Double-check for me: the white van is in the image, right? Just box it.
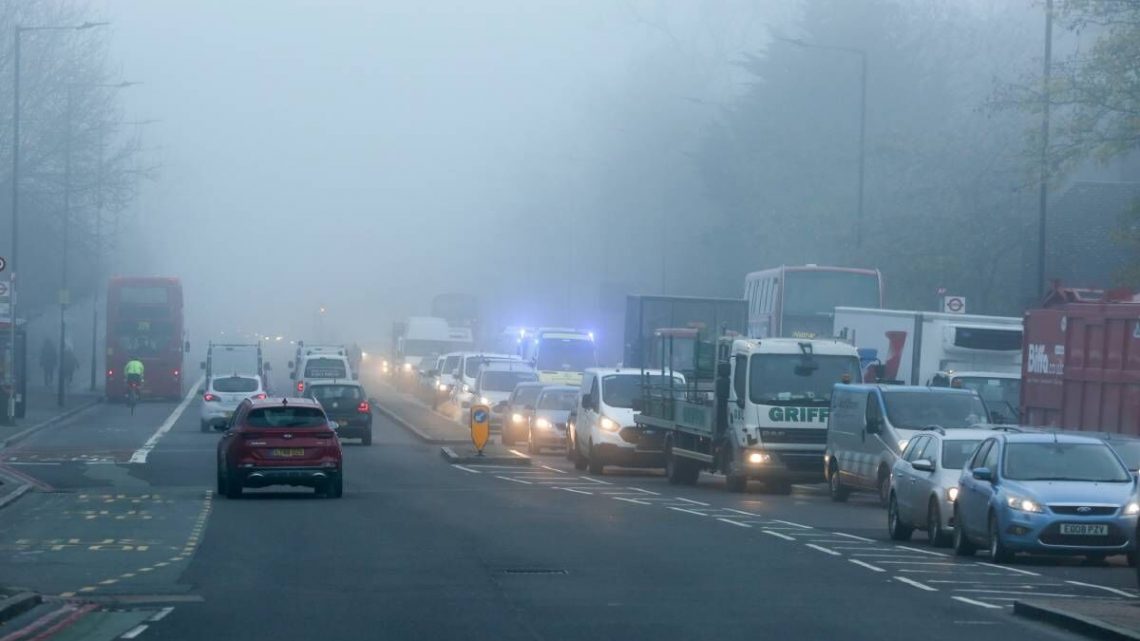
[289,346,353,395]
[824,384,990,506]
[450,352,522,409]
[570,367,683,474]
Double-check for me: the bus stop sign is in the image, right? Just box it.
[469,404,491,453]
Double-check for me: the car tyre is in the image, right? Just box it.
[828,462,850,503]
[888,493,914,541]
[361,430,372,446]
[928,498,951,547]
[572,438,588,470]
[325,473,344,499]
[988,513,1013,563]
[953,506,976,556]
[587,441,604,475]
[200,420,210,433]
[224,469,243,499]
[215,467,226,496]
[1127,552,1137,567]
[877,468,891,508]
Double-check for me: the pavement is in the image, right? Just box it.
[370,381,472,443]
[1016,599,1140,640]
[0,379,1137,639]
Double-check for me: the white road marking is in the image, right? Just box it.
[849,559,886,572]
[770,519,812,529]
[578,477,612,485]
[895,545,949,557]
[540,465,566,473]
[875,561,957,566]
[895,576,938,592]
[627,487,659,495]
[613,497,651,505]
[717,518,752,528]
[975,562,1040,577]
[674,497,710,506]
[496,476,532,485]
[121,624,149,639]
[508,449,528,457]
[555,487,592,495]
[724,508,757,516]
[668,507,708,517]
[149,607,174,622]
[1065,580,1138,598]
[452,465,481,474]
[762,530,796,541]
[129,377,204,464]
[951,596,1003,609]
[831,532,875,542]
[805,544,841,556]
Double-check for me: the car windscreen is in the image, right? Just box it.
[212,376,259,393]
[603,374,680,409]
[309,385,363,402]
[957,376,1020,419]
[749,354,860,406]
[465,357,512,378]
[481,370,538,392]
[246,407,327,428]
[882,391,988,430]
[513,385,543,407]
[1106,441,1140,471]
[444,355,461,374]
[536,338,596,372]
[538,390,578,410]
[941,439,983,469]
[1003,442,1132,482]
[304,358,347,379]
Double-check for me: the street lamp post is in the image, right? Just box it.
[1037,0,1054,297]
[6,21,107,424]
[777,37,868,251]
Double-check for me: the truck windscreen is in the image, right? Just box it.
[536,338,596,372]
[748,355,860,405]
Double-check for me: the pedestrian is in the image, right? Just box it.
[61,345,78,389]
[39,338,56,388]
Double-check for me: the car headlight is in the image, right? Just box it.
[946,486,959,502]
[599,416,619,432]
[462,384,470,393]
[747,451,770,465]
[535,418,552,430]
[1125,502,1140,515]
[1005,496,1044,513]
[437,383,449,391]
[402,363,412,372]
[511,413,524,424]
[897,439,908,452]
[479,397,491,406]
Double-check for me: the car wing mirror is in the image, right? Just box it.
[911,459,935,473]
[972,467,993,482]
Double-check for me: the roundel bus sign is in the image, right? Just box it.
[942,296,966,314]
[470,404,491,453]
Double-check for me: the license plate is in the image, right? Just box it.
[271,448,305,458]
[1060,523,1109,536]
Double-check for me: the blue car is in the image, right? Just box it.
[954,432,1140,563]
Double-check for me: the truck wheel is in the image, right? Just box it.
[725,472,747,493]
[828,462,850,502]
[587,441,604,475]
[666,442,697,485]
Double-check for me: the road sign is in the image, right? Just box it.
[943,296,966,314]
[0,282,8,298]
[470,404,491,453]
[0,256,6,272]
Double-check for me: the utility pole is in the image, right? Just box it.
[1037,0,1054,297]
[57,88,74,407]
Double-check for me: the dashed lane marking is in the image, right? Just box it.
[121,624,149,639]
[554,487,592,495]
[540,465,566,473]
[850,559,886,572]
[975,562,1040,577]
[150,607,175,622]
[452,465,481,474]
[717,518,752,528]
[129,378,203,464]
[806,544,841,556]
[895,576,938,592]
[895,545,949,557]
[762,530,796,541]
[495,476,532,485]
[831,532,875,542]
[613,497,651,505]
[668,507,708,517]
[952,596,1003,609]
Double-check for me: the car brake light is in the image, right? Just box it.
[296,381,304,393]
[203,393,219,402]
[357,401,370,413]
[254,393,267,400]
[173,369,180,377]
[106,369,114,378]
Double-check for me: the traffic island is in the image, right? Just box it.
[0,591,42,625]
[1014,599,1140,641]
[440,445,531,466]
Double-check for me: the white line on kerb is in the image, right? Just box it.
[951,596,1003,610]
[1065,580,1138,598]
[121,624,149,639]
[762,530,796,541]
[717,518,752,528]
[149,607,174,622]
[129,377,203,464]
[496,476,532,485]
[452,465,481,474]
[895,576,938,592]
[831,532,875,542]
[805,544,841,556]
[849,559,886,572]
[975,562,1040,577]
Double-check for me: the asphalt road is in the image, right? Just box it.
[0,387,1135,640]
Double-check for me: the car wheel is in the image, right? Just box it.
[326,473,344,499]
[877,469,891,508]
[888,493,914,541]
[200,420,210,433]
[828,462,850,503]
[215,467,226,496]
[361,430,372,446]
[1127,552,1137,567]
[587,441,604,475]
[224,469,243,499]
[953,506,976,556]
[1085,553,1108,565]
[928,498,950,547]
[572,436,588,470]
[527,431,540,455]
[988,513,1013,563]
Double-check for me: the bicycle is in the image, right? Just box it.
[126,380,141,415]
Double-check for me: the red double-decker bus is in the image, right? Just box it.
[105,277,187,401]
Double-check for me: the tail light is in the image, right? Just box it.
[203,393,219,402]
[357,401,370,413]
[173,369,181,377]
[314,432,335,439]
[106,369,114,378]
[296,381,304,393]
[254,393,267,400]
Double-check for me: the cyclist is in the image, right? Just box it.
[124,357,145,396]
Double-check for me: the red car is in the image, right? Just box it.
[215,397,343,499]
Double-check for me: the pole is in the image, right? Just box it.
[7,27,22,424]
[90,121,105,392]
[855,50,867,251]
[1037,0,1054,297]
[58,88,73,407]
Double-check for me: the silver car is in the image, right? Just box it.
[528,385,577,454]
[199,373,266,432]
[887,428,996,546]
